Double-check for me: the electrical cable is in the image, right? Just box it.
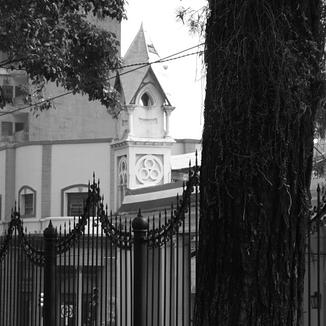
[314,145,326,162]
[0,44,204,117]
[0,42,205,70]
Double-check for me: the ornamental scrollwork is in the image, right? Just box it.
[146,163,200,247]
[0,210,45,266]
[136,154,163,186]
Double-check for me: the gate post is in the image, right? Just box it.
[44,221,57,326]
[132,210,148,326]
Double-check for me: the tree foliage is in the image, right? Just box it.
[195,1,326,325]
[177,4,208,37]
[0,0,125,115]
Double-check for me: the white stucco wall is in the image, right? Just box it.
[15,145,43,220]
[132,77,166,139]
[133,106,165,138]
[50,142,111,216]
[29,84,117,142]
[171,140,202,155]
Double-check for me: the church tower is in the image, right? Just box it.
[110,24,175,210]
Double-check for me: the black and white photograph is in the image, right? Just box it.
[0,1,325,326]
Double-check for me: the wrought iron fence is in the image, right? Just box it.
[0,160,200,326]
[305,184,326,326]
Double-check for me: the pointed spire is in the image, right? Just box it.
[120,22,172,106]
[123,23,151,65]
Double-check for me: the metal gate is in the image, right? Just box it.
[305,184,326,326]
[0,160,200,326]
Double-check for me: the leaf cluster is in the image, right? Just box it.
[176,4,209,37]
[0,0,125,115]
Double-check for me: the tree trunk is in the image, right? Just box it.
[195,1,324,325]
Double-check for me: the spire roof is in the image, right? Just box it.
[123,23,159,65]
[119,24,172,105]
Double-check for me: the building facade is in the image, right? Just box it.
[0,23,201,235]
[0,20,201,326]
[1,17,325,326]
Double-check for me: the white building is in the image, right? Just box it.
[0,22,201,234]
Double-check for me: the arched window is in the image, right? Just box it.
[117,156,128,208]
[18,186,36,218]
[61,184,88,216]
[140,92,153,106]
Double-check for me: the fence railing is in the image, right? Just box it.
[0,160,200,326]
[3,159,326,326]
[305,184,326,326]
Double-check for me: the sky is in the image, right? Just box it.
[121,0,206,139]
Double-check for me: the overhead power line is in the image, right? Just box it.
[0,43,205,117]
[0,42,205,71]
[314,145,326,162]
[0,91,72,116]
[120,42,204,69]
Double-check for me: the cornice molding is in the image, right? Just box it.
[111,137,175,149]
[0,137,113,151]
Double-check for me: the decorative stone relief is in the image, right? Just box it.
[135,155,163,186]
[139,117,158,125]
[118,156,128,186]
[117,156,128,208]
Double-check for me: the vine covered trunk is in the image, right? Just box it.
[195,1,324,325]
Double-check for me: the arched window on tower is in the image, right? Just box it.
[140,92,153,106]
[117,156,128,209]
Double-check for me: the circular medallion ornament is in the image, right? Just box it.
[136,155,163,185]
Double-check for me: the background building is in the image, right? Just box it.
[0,21,201,234]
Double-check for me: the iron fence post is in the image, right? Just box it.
[132,210,148,326]
[317,184,321,326]
[308,215,311,326]
[44,221,57,326]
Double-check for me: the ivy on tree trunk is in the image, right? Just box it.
[195,1,325,325]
